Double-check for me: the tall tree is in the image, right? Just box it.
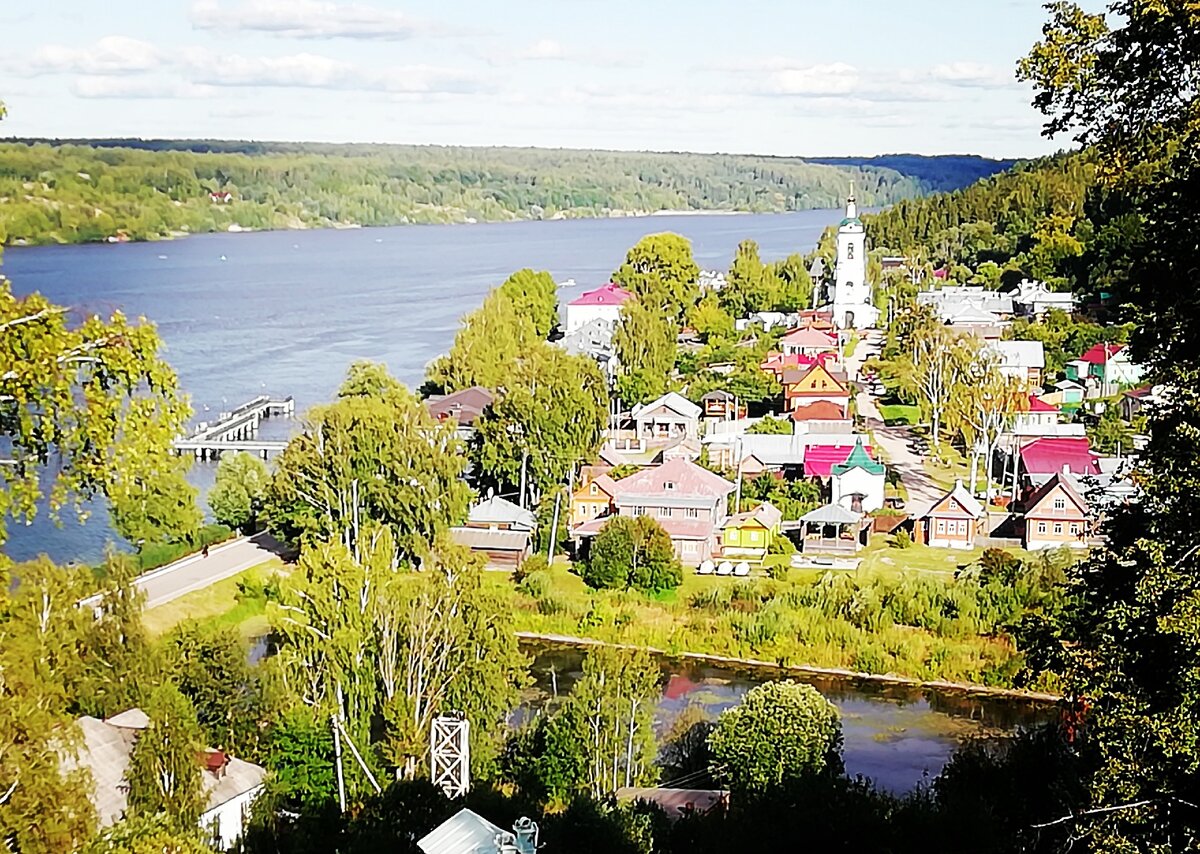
[425,291,539,393]
[107,452,202,549]
[498,268,559,339]
[612,233,699,320]
[125,684,205,831]
[1017,2,1200,846]
[208,451,270,533]
[264,364,470,561]
[582,515,682,594]
[613,298,677,406]
[474,343,607,506]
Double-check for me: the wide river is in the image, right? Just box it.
[4,211,840,563]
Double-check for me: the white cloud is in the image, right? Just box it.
[71,76,214,99]
[764,62,860,96]
[515,39,566,61]
[930,61,1018,89]
[190,0,429,40]
[27,36,165,76]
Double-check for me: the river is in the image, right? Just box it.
[3,211,842,564]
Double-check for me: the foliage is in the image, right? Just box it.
[425,289,539,393]
[1088,402,1133,455]
[709,680,842,796]
[893,529,913,550]
[1007,308,1132,375]
[262,707,338,815]
[582,516,683,594]
[208,452,270,533]
[85,816,215,854]
[108,452,202,549]
[746,416,792,435]
[613,298,678,405]
[611,233,700,319]
[497,268,558,338]
[718,241,814,318]
[735,475,820,520]
[264,363,470,560]
[475,344,607,505]
[658,703,716,787]
[0,141,956,247]
[0,280,191,552]
[126,684,205,830]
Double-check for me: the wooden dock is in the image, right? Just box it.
[174,395,294,459]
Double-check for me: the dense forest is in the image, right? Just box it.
[0,140,1006,246]
[807,153,1017,192]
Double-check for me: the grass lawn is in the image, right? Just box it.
[141,558,286,639]
[923,443,972,491]
[877,403,920,425]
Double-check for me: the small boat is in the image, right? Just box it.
[219,255,227,262]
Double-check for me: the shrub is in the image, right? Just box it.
[892,529,913,549]
[582,516,682,594]
[515,553,549,583]
[518,570,553,599]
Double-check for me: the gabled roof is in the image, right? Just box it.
[781,361,849,392]
[1020,437,1100,476]
[804,443,869,478]
[1025,472,1089,517]
[425,386,494,426]
[701,389,735,402]
[791,401,847,422]
[831,437,885,476]
[632,391,702,421]
[780,327,838,349]
[1079,342,1126,365]
[1123,385,1154,400]
[567,282,634,307]
[923,481,984,520]
[466,495,536,530]
[1027,395,1060,413]
[610,456,735,500]
[417,808,511,854]
[989,340,1046,370]
[726,501,783,530]
[801,503,863,525]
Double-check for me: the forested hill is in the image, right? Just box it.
[807,154,1018,192]
[0,139,1007,246]
[862,152,1098,293]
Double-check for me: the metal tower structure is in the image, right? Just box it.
[431,713,470,798]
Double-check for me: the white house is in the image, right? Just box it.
[1009,278,1077,317]
[68,709,266,851]
[631,391,702,442]
[827,189,880,330]
[988,340,1046,386]
[830,438,886,513]
[563,282,634,333]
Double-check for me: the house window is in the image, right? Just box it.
[1054,522,1063,535]
[686,508,698,519]
[936,519,946,534]
[847,244,855,260]
[1053,498,1065,510]
[665,482,676,491]
[1070,523,1080,536]
[1037,521,1047,534]
[749,530,761,543]
[590,484,597,495]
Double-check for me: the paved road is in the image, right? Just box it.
[135,532,288,610]
[847,333,944,517]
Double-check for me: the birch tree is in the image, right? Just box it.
[910,323,975,450]
[962,357,1028,501]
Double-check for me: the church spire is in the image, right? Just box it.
[846,180,858,220]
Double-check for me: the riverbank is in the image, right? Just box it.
[515,631,1061,705]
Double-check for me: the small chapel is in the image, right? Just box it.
[826,187,880,330]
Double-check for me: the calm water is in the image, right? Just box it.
[524,642,1053,794]
[3,211,841,563]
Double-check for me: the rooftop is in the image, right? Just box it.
[830,438,885,476]
[1020,437,1100,476]
[425,386,494,426]
[465,495,537,531]
[1079,342,1127,365]
[567,282,634,307]
[989,340,1046,370]
[609,456,735,500]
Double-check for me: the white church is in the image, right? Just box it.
[825,188,880,331]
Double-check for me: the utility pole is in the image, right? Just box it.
[331,715,347,813]
[518,448,529,510]
[734,437,744,512]
[547,490,562,562]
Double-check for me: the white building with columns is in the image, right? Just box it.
[827,189,880,330]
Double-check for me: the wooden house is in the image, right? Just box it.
[1023,472,1090,550]
[920,481,986,549]
[720,502,783,561]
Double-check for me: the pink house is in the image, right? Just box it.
[564,283,635,333]
[780,327,839,358]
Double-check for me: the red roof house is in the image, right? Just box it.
[791,401,848,423]
[803,443,873,478]
[1019,437,1100,478]
[564,282,636,333]
[1078,343,1125,366]
[567,282,634,307]
[1027,395,1059,413]
[780,327,838,357]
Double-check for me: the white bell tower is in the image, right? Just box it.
[830,183,878,330]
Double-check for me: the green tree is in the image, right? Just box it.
[708,680,842,797]
[264,365,470,561]
[770,253,815,311]
[568,648,661,797]
[474,343,607,505]
[498,268,559,338]
[208,452,270,533]
[613,298,677,405]
[108,453,202,549]
[747,416,793,435]
[1015,2,1200,847]
[426,290,538,392]
[85,816,214,854]
[685,292,735,342]
[582,515,682,594]
[721,239,780,317]
[126,684,205,830]
[612,233,699,319]
[338,359,406,399]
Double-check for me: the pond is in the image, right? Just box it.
[519,640,1057,794]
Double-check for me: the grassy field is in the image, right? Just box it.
[877,403,921,425]
[141,558,285,638]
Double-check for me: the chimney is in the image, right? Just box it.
[1062,464,1071,475]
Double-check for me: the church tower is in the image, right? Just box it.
[829,184,878,330]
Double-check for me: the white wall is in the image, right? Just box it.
[203,786,262,850]
[832,468,885,513]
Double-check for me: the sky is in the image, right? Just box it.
[0,0,1102,158]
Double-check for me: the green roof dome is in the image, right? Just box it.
[839,216,863,227]
[831,438,885,476]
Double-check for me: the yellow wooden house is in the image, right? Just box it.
[720,502,783,561]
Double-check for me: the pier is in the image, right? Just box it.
[174,395,295,460]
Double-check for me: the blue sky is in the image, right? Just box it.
[0,0,1101,158]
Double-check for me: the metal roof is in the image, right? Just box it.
[800,503,863,525]
[417,808,512,854]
